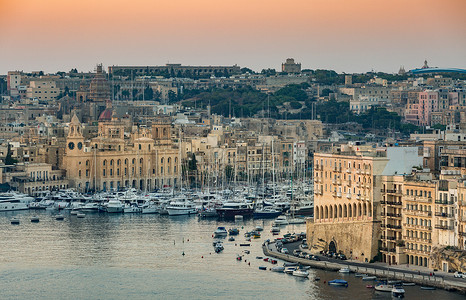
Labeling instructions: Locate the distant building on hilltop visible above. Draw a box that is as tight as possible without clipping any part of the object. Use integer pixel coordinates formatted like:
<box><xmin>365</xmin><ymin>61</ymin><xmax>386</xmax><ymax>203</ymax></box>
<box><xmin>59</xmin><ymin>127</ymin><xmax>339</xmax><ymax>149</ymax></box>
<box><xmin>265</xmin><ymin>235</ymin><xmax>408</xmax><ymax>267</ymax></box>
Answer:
<box><xmin>281</xmin><ymin>58</ymin><xmax>301</xmax><ymax>74</ymax></box>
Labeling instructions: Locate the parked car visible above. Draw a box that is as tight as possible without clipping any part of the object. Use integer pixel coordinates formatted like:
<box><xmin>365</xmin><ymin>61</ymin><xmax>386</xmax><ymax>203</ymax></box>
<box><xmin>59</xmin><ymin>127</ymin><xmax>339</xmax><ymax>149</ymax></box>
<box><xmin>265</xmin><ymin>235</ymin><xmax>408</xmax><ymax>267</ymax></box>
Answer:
<box><xmin>281</xmin><ymin>248</ymin><xmax>289</xmax><ymax>254</ymax></box>
<box><xmin>454</xmin><ymin>271</ymin><xmax>464</xmax><ymax>278</ymax></box>
<box><xmin>338</xmin><ymin>254</ymin><xmax>347</xmax><ymax>260</ymax></box>
<box><xmin>293</xmin><ymin>249</ymin><xmax>301</xmax><ymax>256</ymax></box>
<box><xmin>298</xmin><ymin>252</ymin><xmax>306</xmax><ymax>258</ymax></box>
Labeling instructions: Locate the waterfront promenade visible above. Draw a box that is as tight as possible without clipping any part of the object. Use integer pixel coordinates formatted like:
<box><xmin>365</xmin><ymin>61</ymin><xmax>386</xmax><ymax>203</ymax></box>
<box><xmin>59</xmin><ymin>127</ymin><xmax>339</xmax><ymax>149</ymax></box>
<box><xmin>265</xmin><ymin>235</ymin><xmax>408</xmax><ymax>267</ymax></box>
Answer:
<box><xmin>262</xmin><ymin>241</ymin><xmax>466</xmax><ymax>295</ymax></box>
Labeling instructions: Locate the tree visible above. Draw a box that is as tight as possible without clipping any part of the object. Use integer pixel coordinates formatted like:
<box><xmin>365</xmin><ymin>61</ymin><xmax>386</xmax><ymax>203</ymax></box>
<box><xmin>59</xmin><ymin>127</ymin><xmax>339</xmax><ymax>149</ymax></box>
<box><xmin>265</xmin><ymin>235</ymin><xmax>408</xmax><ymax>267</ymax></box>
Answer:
<box><xmin>4</xmin><ymin>144</ymin><xmax>17</xmax><ymax>165</ymax></box>
<box><xmin>241</xmin><ymin>67</ymin><xmax>254</xmax><ymax>74</ymax></box>
<box><xmin>225</xmin><ymin>165</ymin><xmax>234</xmax><ymax>182</ymax></box>
<box><xmin>261</xmin><ymin>68</ymin><xmax>276</xmax><ymax>76</ymax></box>
<box><xmin>143</xmin><ymin>86</ymin><xmax>154</xmax><ymax>100</ymax></box>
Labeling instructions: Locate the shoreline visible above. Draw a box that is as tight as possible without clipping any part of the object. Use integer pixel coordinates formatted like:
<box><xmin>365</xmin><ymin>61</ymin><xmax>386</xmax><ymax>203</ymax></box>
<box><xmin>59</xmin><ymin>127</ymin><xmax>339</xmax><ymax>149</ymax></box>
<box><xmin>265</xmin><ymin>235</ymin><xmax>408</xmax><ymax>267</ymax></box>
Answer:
<box><xmin>262</xmin><ymin>242</ymin><xmax>466</xmax><ymax>295</ymax></box>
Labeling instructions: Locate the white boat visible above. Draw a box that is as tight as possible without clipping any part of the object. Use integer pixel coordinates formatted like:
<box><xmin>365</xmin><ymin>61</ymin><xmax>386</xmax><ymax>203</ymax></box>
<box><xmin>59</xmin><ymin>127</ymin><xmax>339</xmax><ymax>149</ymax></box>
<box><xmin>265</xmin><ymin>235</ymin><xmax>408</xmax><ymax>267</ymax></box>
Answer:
<box><xmin>141</xmin><ymin>202</ymin><xmax>158</xmax><ymax>214</ymax></box>
<box><xmin>123</xmin><ymin>204</ymin><xmax>142</xmax><ymax>213</ymax></box>
<box><xmin>70</xmin><ymin>209</ymin><xmax>80</xmax><ymax>215</ymax></box>
<box><xmin>374</xmin><ymin>284</ymin><xmax>393</xmax><ymax>292</ymax></box>
<box><xmin>292</xmin><ymin>270</ymin><xmax>309</xmax><ymax>278</ymax></box>
<box><xmin>288</xmin><ymin>218</ymin><xmax>306</xmax><ymax>224</ymax></box>
<box><xmin>106</xmin><ymin>200</ymin><xmax>123</xmax><ymax>213</ymax></box>
<box><xmin>80</xmin><ymin>202</ymin><xmax>99</xmax><ymax>212</ymax></box>
<box><xmin>10</xmin><ymin>217</ymin><xmax>20</xmax><ymax>224</ymax></box>
<box><xmin>271</xmin><ymin>266</ymin><xmax>285</xmax><ymax>272</ymax></box>
<box><xmin>0</xmin><ymin>192</ymin><xmax>34</xmax><ymax>212</ymax></box>
<box><xmin>271</xmin><ymin>226</ymin><xmax>280</xmax><ymax>233</ymax></box>
<box><xmin>284</xmin><ymin>267</ymin><xmax>297</xmax><ymax>274</ymax></box>
<box><xmin>31</xmin><ymin>216</ymin><xmax>40</xmax><ymax>222</ymax></box>
<box><xmin>214</xmin><ymin>226</ymin><xmax>228</xmax><ymax>237</ymax></box>
<box><xmin>362</xmin><ymin>276</ymin><xmax>377</xmax><ymax>281</ymax></box>
<box><xmin>273</xmin><ymin>215</ymin><xmax>289</xmax><ymax>226</ymax></box>
<box><xmin>391</xmin><ymin>286</ymin><xmax>405</xmax><ymax>298</ymax></box>
<box><xmin>77</xmin><ymin>213</ymin><xmax>85</xmax><ymax>218</ymax></box>
<box><xmin>55</xmin><ymin>214</ymin><xmax>64</xmax><ymax>220</ymax></box>
<box><xmin>339</xmin><ymin>267</ymin><xmax>350</xmax><ymax>273</ymax></box>
<box><xmin>167</xmin><ymin>200</ymin><xmax>196</xmax><ymax>216</ymax></box>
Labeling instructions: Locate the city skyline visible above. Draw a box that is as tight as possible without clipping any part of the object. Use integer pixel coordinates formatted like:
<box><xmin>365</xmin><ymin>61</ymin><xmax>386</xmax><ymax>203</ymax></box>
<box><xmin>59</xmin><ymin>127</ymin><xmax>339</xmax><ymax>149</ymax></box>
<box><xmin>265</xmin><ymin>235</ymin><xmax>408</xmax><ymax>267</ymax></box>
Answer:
<box><xmin>1</xmin><ymin>0</ymin><xmax>465</xmax><ymax>74</ymax></box>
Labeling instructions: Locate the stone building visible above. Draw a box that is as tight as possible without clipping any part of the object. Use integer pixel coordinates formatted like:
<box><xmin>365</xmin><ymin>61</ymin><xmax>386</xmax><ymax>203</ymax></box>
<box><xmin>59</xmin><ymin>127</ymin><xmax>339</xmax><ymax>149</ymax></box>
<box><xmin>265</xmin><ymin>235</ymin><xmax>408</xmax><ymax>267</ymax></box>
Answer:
<box><xmin>281</xmin><ymin>58</ymin><xmax>301</xmax><ymax>74</ymax></box>
<box><xmin>61</xmin><ymin>114</ymin><xmax>179</xmax><ymax>192</ymax></box>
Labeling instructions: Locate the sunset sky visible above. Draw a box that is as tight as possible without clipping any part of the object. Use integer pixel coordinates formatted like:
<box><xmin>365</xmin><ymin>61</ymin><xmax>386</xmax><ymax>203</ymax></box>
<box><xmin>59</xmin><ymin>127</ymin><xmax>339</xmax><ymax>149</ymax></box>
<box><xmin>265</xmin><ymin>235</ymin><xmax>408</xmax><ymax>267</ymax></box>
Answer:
<box><xmin>1</xmin><ymin>0</ymin><xmax>465</xmax><ymax>74</ymax></box>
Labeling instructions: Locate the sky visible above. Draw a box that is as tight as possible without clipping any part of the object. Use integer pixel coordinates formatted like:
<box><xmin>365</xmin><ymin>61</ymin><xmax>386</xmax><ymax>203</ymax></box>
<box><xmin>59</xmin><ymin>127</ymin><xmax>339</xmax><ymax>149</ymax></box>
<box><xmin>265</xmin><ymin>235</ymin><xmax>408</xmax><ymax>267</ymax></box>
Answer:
<box><xmin>0</xmin><ymin>0</ymin><xmax>465</xmax><ymax>74</ymax></box>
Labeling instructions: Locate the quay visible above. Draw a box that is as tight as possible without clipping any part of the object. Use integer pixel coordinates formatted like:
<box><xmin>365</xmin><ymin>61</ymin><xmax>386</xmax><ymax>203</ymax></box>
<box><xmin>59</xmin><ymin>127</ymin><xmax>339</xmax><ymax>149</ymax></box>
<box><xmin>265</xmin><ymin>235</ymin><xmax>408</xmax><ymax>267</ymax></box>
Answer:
<box><xmin>262</xmin><ymin>241</ymin><xmax>466</xmax><ymax>295</ymax></box>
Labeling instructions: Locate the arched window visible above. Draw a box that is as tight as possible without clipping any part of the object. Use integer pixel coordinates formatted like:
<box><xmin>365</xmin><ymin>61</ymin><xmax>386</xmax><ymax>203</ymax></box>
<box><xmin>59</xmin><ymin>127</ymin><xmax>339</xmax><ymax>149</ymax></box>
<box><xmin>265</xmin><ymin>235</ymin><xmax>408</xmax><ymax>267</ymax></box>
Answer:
<box><xmin>103</xmin><ymin>160</ymin><xmax>107</xmax><ymax>166</ymax></box>
<box><xmin>110</xmin><ymin>159</ymin><xmax>114</xmax><ymax>166</ymax></box>
<box><xmin>132</xmin><ymin>158</ymin><xmax>136</xmax><ymax>164</ymax></box>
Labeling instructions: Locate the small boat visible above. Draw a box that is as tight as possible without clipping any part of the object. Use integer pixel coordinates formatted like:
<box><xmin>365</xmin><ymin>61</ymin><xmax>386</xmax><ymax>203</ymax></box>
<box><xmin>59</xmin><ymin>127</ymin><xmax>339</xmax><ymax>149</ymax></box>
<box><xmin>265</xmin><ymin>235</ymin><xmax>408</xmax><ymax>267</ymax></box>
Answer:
<box><xmin>228</xmin><ymin>228</ymin><xmax>240</xmax><ymax>235</ymax></box>
<box><xmin>70</xmin><ymin>209</ymin><xmax>79</xmax><ymax>215</ymax></box>
<box><xmin>314</xmin><ymin>277</ymin><xmax>321</xmax><ymax>281</ymax></box>
<box><xmin>355</xmin><ymin>273</ymin><xmax>368</xmax><ymax>277</ymax></box>
<box><xmin>288</xmin><ymin>218</ymin><xmax>306</xmax><ymax>224</ymax></box>
<box><xmin>375</xmin><ymin>284</ymin><xmax>393</xmax><ymax>292</ymax></box>
<box><xmin>366</xmin><ymin>285</ymin><xmax>374</xmax><ymax>288</ymax></box>
<box><xmin>338</xmin><ymin>267</ymin><xmax>350</xmax><ymax>273</ymax></box>
<box><xmin>228</xmin><ymin>237</ymin><xmax>235</xmax><ymax>242</ymax></box>
<box><xmin>273</xmin><ymin>215</ymin><xmax>289</xmax><ymax>226</ymax></box>
<box><xmin>55</xmin><ymin>214</ymin><xmax>64</xmax><ymax>220</ymax></box>
<box><xmin>392</xmin><ymin>286</ymin><xmax>405</xmax><ymax>298</ymax></box>
<box><xmin>402</xmin><ymin>282</ymin><xmax>415</xmax><ymax>286</ymax></box>
<box><xmin>362</xmin><ymin>276</ymin><xmax>377</xmax><ymax>281</ymax></box>
<box><xmin>271</xmin><ymin>227</ymin><xmax>280</xmax><ymax>233</ymax></box>
<box><xmin>254</xmin><ymin>225</ymin><xmax>263</xmax><ymax>231</ymax></box>
<box><xmin>328</xmin><ymin>279</ymin><xmax>348</xmax><ymax>287</ymax></box>
<box><xmin>283</xmin><ymin>262</ymin><xmax>299</xmax><ymax>267</ymax></box>
<box><xmin>259</xmin><ymin>266</ymin><xmax>267</xmax><ymax>270</ymax></box>
<box><xmin>271</xmin><ymin>266</ymin><xmax>285</xmax><ymax>272</ymax></box>
<box><xmin>123</xmin><ymin>205</ymin><xmax>142</xmax><ymax>213</ymax></box>
<box><xmin>236</xmin><ymin>255</ymin><xmax>242</xmax><ymax>261</ymax></box>
<box><xmin>77</xmin><ymin>213</ymin><xmax>85</xmax><ymax>218</ymax></box>
<box><xmin>270</xmin><ymin>259</ymin><xmax>277</xmax><ymax>264</ymax></box>
<box><xmin>420</xmin><ymin>286</ymin><xmax>435</xmax><ymax>290</ymax></box>
<box><xmin>292</xmin><ymin>270</ymin><xmax>309</xmax><ymax>278</ymax></box>
<box><xmin>298</xmin><ymin>265</ymin><xmax>310</xmax><ymax>270</ymax></box>
<box><xmin>31</xmin><ymin>216</ymin><xmax>39</xmax><ymax>222</ymax></box>
<box><xmin>10</xmin><ymin>217</ymin><xmax>20</xmax><ymax>225</ymax></box>
<box><xmin>256</xmin><ymin>256</ymin><xmax>263</xmax><ymax>259</ymax></box>
<box><xmin>252</xmin><ymin>232</ymin><xmax>261</xmax><ymax>239</ymax></box>
<box><xmin>263</xmin><ymin>258</ymin><xmax>269</xmax><ymax>262</ymax></box>
<box><xmin>245</xmin><ymin>237</ymin><xmax>251</xmax><ymax>242</ymax></box>
<box><xmin>284</xmin><ymin>267</ymin><xmax>297</xmax><ymax>274</ymax></box>
<box><xmin>239</xmin><ymin>243</ymin><xmax>250</xmax><ymax>247</ymax></box>
<box><xmin>243</xmin><ymin>250</ymin><xmax>250</xmax><ymax>254</ymax></box>
<box><xmin>214</xmin><ymin>227</ymin><xmax>228</xmax><ymax>237</ymax></box>
<box><xmin>214</xmin><ymin>243</ymin><xmax>224</xmax><ymax>253</ymax></box>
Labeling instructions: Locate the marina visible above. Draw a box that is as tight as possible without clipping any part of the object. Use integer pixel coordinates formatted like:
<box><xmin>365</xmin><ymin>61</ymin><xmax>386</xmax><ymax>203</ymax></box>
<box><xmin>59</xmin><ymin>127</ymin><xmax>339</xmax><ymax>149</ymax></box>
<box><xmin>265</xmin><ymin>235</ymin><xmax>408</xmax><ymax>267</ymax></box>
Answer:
<box><xmin>0</xmin><ymin>209</ymin><xmax>463</xmax><ymax>299</ymax></box>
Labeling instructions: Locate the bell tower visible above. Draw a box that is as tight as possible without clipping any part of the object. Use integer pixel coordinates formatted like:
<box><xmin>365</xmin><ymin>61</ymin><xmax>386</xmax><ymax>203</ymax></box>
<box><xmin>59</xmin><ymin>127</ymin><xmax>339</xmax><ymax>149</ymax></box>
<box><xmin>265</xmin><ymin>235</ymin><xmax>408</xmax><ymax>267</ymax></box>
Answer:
<box><xmin>66</xmin><ymin>114</ymin><xmax>85</xmax><ymax>154</ymax></box>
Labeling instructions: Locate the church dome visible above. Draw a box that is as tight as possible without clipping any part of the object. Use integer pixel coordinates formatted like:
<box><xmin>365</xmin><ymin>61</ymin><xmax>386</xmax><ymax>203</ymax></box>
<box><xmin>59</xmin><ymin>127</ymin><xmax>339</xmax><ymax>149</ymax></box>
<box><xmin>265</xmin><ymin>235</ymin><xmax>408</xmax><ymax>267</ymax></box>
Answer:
<box><xmin>99</xmin><ymin>108</ymin><xmax>113</xmax><ymax>121</ymax></box>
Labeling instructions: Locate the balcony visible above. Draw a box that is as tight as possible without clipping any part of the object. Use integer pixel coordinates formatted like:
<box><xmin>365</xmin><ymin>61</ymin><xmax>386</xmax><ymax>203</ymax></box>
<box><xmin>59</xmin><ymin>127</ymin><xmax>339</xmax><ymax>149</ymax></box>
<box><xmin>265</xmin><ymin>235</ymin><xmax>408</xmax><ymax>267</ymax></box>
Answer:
<box><xmin>434</xmin><ymin>224</ymin><xmax>453</xmax><ymax>230</ymax></box>
<box><xmin>387</xmin><ymin>201</ymin><xmax>402</xmax><ymax>206</ymax></box>
<box><xmin>403</xmin><ymin>209</ymin><xmax>431</xmax><ymax>217</ymax></box>
<box><xmin>347</xmin><ymin>180</ymin><xmax>352</xmax><ymax>187</ymax></box>
<box><xmin>381</xmin><ymin>236</ymin><xmax>397</xmax><ymax>241</ymax></box>
<box><xmin>386</xmin><ymin>224</ymin><xmax>402</xmax><ymax>230</ymax></box>
<box><xmin>356</xmin><ymin>169</ymin><xmax>361</xmax><ymax>174</ymax></box>
<box><xmin>336</xmin><ymin>192</ymin><xmax>342</xmax><ymax>198</ymax></box>
<box><xmin>434</xmin><ymin>212</ymin><xmax>453</xmax><ymax>218</ymax></box>
<box><xmin>404</xmin><ymin>236</ymin><xmax>432</xmax><ymax>243</ymax></box>
<box><xmin>346</xmin><ymin>168</ymin><xmax>351</xmax><ymax>173</ymax></box>
<box><xmin>404</xmin><ymin>224</ymin><xmax>432</xmax><ymax>231</ymax></box>
<box><xmin>346</xmin><ymin>193</ymin><xmax>352</xmax><ymax>199</ymax></box>
<box><xmin>435</xmin><ymin>200</ymin><xmax>454</xmax><ymax>205</ymax></box>
<box><xmin>459</xmin><ymin>232</ymin><xmax>466</xmax><ymax>237</ymax></box>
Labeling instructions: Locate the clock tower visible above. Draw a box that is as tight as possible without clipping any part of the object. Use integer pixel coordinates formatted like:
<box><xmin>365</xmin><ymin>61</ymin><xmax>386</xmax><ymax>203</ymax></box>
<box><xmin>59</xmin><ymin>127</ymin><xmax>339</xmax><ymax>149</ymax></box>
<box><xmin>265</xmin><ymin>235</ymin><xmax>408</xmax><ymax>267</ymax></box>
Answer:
<box><xmin>66</xmin><ymin>114</ymin><xmax>84</xmax><ymax>155</ymax></box>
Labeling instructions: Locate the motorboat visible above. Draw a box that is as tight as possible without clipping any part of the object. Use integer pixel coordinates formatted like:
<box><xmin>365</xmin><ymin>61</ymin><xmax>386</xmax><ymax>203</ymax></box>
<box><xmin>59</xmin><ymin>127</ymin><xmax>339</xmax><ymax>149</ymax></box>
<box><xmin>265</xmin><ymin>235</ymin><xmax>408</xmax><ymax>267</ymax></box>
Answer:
<box><xmin>391</xmin><ymin>286</ymin><xmax>405</xmax><ymax>298</ymax></box>
<box><xmin>284</xmin><ymin>267</ymin><xmax>297</xmax><ymax>274</ymax></box>
<box><xmin>77</xmin><ymin>213</ymin><xmax>85</xmax><ymax>218</ymax></box>
<box><xmin>259</xmin><ymin>266</ymin><xmax>267</xmax><ymax>270</ymax></box>
<box><xmin>70</xmin><ymin>209</ymin><xmax>80</xmax><ymax>215</ymax></box>
<box><xmin>288</xmin><ymin>217</ymin><xmax>306</xmax><ymax>224</ymax></box>
<box><xmin>254</xmin><ymin>225</ymin><xmax>263</xmax><ymax>232</ymax></box>
<box><xmin>214</xmin><ymin>226</ymin><xmax>228</xmax><ymax>237</ymax></box>
<box><xmin>123</xmin><ymin>204</ymin><xmax>142</xmax><ymax>213</ymax></box>
<box><xmin>328</xmin><ymin>279</ymin><xmax>348</xmax><ymax>287</ymax></box>
<box><xmin>55</xmin><ymin>214</ymin><xmax>64</xmax><ymax>220</ymax></box>
<box><xmin>402</xmin><ymin>282</ymin><xmax>415</xmax><ymax>286</ymax></box>
<box><xmin>292</xmin><ymin>270</ymin><xmax>309</xmax><ymax>278</ymax></box>
<box><xmin>228</xmin><ymin>228</ymin><xmax>240</xmax><ymax>235</ymax></box>
<box><xmin>10</xmin><ymin>217</ymin><xmax>20</xmax><ymax>224</ymax></box>
<box><xmin>0</xmin><ymin>192</ymin><xmax>33</xmax><ymax>212</ymax></box>
<box><xmin>167</xmin><ymin>200</ymin><xmax>196</xmax><ymax>216</ymax></box>
<box><xmin>31</xmin><ymin>216</ymin><xmax>40</xmax><ymax>222</ymax></box>
<box><xmin>273</xmin><ymin>215</ymin><xmax>289</xmax><ymax>226</ymax></box>
<box><xmin>141</xmin><ymin>202</ymin><xmax>158</xmax><ymax>214</ymax></box>
<box><xmin>228</xmin><ymin>237</ymin><xmax>235</xmax><ymax>241</ymax></box>
<box><xmin>214</xmin><ymin>242</ymin><xmax>224</xmax><ymax>253</ymax></box>
<box><xmin>355</xmin><ymin>273</ymin><xmax>368</xmax><ymax>277</ymax></box>
<box><xmin>338</xmin><ymin>267</ymin><xmax>351</xmax><ymax>273</ymax></box>
<box><xmin>216</xmin><ymin>202</ymin><xmax>254</xmax><ymax>219</ymax></box>
<box><xmin>198</xmin><ymin>207</ymin><xmax>218</xmax><ymax>218</ymax></box>
<box><xmin>362</xmin><ymin>276</ymin><xmax>377</xmax><ymax>281</ymax></box>
<box><xmin>106</xmin><ymin>200</ymin><xmax>123</xmax><ymax>213</ymax></box>
<box><xmin>271</xmin><ymin>226</ymin><xmax>280</xmax><ymax>233</ymax></box>
<box><xmin>253</xmin><ymin>207</ymin><xmax>282</xmax><ymax>219</ymax></box>
<box><xmin>80</xmin><ymin>202</ymin><xmax>99</xmax><ymax>212</ymax></box>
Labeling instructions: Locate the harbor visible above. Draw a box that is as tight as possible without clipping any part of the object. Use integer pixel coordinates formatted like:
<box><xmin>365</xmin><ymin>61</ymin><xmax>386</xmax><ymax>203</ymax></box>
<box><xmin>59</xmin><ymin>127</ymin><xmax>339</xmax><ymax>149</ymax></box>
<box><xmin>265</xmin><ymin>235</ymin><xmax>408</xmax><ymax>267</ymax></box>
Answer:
<box><xmin>1</xmin><ymin>209</ymin><xmax>463</xmax><ymax>300</ymax></box>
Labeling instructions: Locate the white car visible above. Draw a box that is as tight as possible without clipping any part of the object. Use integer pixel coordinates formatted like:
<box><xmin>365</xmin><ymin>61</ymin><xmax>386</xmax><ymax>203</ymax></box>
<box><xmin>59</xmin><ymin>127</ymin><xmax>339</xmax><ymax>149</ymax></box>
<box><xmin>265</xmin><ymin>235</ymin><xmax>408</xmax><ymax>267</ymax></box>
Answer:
<box><xmin>280</xmin><ymin>248</ymin><xmax>289</xmax><ymax>254</ymax></box>
<box><xmin>454</xmin><ymin>271</ymin><xmax>464</xmax><ymax>278</ymax></box>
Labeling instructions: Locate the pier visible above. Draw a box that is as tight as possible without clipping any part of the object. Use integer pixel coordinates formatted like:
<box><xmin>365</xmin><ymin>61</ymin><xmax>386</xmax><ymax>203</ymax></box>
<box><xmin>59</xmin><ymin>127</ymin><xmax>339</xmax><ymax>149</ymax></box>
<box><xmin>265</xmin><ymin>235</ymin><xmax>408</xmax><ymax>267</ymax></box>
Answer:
<box><xmin>262</xmin><ymin>241</ymin><xmax>466</xmax><ymax>295</ymax></box>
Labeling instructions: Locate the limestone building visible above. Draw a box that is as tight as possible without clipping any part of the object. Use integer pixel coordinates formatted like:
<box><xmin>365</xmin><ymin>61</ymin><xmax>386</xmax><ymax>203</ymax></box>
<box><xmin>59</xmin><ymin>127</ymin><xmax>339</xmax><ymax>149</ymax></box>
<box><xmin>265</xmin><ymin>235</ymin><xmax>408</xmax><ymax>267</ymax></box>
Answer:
<box><xmin>281</xmin><ymin>58</ymin><xmax>301</xmax><ymax>74</ymax></box>
<box><xmin>62</xmin><ymin>114</ymin><xmax>179</xmax><ymax>192</ymax></box>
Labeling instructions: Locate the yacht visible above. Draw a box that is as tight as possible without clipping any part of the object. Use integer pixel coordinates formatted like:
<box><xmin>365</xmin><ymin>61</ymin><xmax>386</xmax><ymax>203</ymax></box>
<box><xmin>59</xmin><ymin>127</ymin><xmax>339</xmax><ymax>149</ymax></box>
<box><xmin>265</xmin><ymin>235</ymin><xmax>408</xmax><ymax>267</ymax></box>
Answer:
<box><xmin>216</xmin><ymin>202</ymin><xmax>254</xmax><ymax>219</ymax></box>
<box><xmin>141</xmin><ymin>202</ymin><xmax>158</xmax><ymax>214</ymax></box>
<box><xmin>391</xmin><ymin>286</ymin><xmax>405</xmax><ymax>298</ymax></box>
<box><xmin>214</xmin><ymin>226</ymin><xmax>228</xmax><ymax>237</ymax></box>
<box><xmin>0</xmin><ymin>192</ymin><xmax>34</xmax><ymax>212</ymax></box>
<box><xmin>292</xmin><ymin>270</ymin><xmax>309</xmax><ymax>278</ymax></box>
<box><xmin>273</xmin><ymin>215</ymin><xmax>289</xmax><ymax>226</ymax></box>
<box><xmin>338</xmin><ymin>267</ymin><xmax>351</xmax><ymax>273</ymax></box>
<box><xmin>167</xmin><ymin>200</ymin><xmax>196</xmax><ymax>216</ymax></box>
<box><xmin>253</xmin><ymin>207</ymin><xmax>282</xmax><ymax>219</ymax></box>
<box><xmin>106</xmin><ymin>200</ymin><xmax>123</xmax><ymax>213</ymax></box>
<box><xmin>80</xmin><ymin>202</ymin><xmax>99</xmax><ymax>212</ymax></box>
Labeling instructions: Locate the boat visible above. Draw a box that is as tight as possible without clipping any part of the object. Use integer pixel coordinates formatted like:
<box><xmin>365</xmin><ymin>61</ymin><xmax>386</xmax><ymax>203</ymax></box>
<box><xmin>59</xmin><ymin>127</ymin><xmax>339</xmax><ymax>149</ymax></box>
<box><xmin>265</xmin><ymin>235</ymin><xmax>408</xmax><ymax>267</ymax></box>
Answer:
<box><xmin>355</xmin><ymin>273</ymin><xmax>368</xmax><ymax>277</ymax></box>
<box><xmin>362</xmin><ymin>276</ymin><xmax>377</xmax><ymax>281</ymax></box>
<box><xmin>55</xmin><ymin>214</ymin><xmax>64</xmax><ymax>220</ymax></box>
<box><xmin>338</xmin><ymin>267</ymin><xmax>351</xmax><ymax>273</ymax></box>
<box><xmin>402</xmin><ymin>282</ymin><xmax>415</xmax><ymax>286</ymax></box>
<box><xmin>374</xmin><ymin>284</ymin><xmax>393</xmax><ymax>292</ymax></box>
<box><xmin>236</xmin><ymin>255</ymin><xmax>242</xmax><ymax>261</ymax></box>
<box><xmin>243</xmin><ymin>250</ymin><xmax>250</xmax><ymax>254</ymax></box>
<box><xmin>271</xmin><ymin>226</ymin><xmax>280</xmax><ymax>233</ymax></box>
<box><xmin>70</xmin><ymin>208</ymin><xmax>80</xmax><ymax>215</ymax></box>
<box><xmin>328</xmin><ymin>279</ymin><xmax>348</xmax><ymax>287</ymax></box>
<box><xmin>123</xmin><ymin>204</ymin><xmax>142</xmax><ymax>213</ymax></box>
<box><xmin>288</xmin><ymin>218</ymin><xmax>306</xmax><ymax>224</ymax></box>
<box><xmin>391</xmin><ymin>286</ymin><xmax>405</xmax><ymax>298</ymax></box>
<box><xmin>216</xmin><ymin>202</ymin><xmax>254</xmax><ymax>219</ymax></box>
<box><xmin>298</xmin><ymin>265</ymin><xmax>310</xmax><ymax>270</ymax></box>
<box><xmin>80</xmin><ymin>202</ymin><xmax>100</xmax><ymax>212</ymax></box>
<box><xmin>259</xmin><ymin>266</ymin><xmax>267</xmax><ymax>270</ymax></box>
<box><xmin>239</xmin><ymin>243</ymin><xmax>250</xmax><ymax>247</ymax></box>
<box><xmin>31</xmin><ymin>216</ymin><xmax>39</xmax><ymax>222</ymax></box>
<box><xmin>167</xmin><ymin>200</ymin><xmax>196</xmax><ymax>216</ymax></box>
<box><xmin>214</xmin><ymin>227</ymin><xmax>228</xmax><ymax>237</ymax></box>
<box><xmin>252</xmin><ymin>231</ymin><xmax>261</xmax><ymax>239</ymax></box>
<box><xmin>284</xmin><ymin>267</ymin><xmax>297</xmax><ymax>274</ymax></box>
<box><xmin>0</xmin><ymin>192</ymin><xmax>34</xmax><ymax>212</ymax></box>
<box><xmin>228</xmin><ymin>237</ymin><xmax>235</xmax><ymax>242</ymax></box>
<box><xmin>10</xmin><ymin>217</ymin><xmax>20</xmax><ymax>224</ymax></box>
<box><xmin>253</xmin><ymin>207</ymin><xmax>282</xmax><ymax>219</ymax></box>
<box><xmin>214</xmin><ymin>242</ymin><xmax>224</xmax><ymax>253</ymax></box>
<box><xmin>228</xmin><ymin>228</ymin><xmax>240</xmax><ymax>235</ymax></box>
<box><xmin>420</xmin><ymin>286</ymin><xmax>435</xmax><ymax>290</ymax></box>
<box><xmin>106</xmin><ymin>200</ymin><xmax>123</xmax><ymax>213</ymax></box>
<box><xmin>292</xmin><ymin>270</ymin><xmax>309</xmax><ymax>278</ymax></box>
<box><xmin>283</xmin><ymin>262</ymin><xmax>299</xmax><ymax>267</ymax></box>
<box><xmin>366</xmin><ymin>285</ymin><xmax>374</xmax><ymax>288</ymax></box>
<box><xmin>77</xmin><ymin>213</ymin><xmax>85</xmax><ymax>218</ymax></box>
<box><xmin>254</xmin><ymin>225</ymin><xmax>263</xmax><ymax>232</ymax></box>
<box><xmin>141</xmin><ymin>202</ymin><xmax>158</xmax><ymax>214</ymax></box>
<box><xmin>271</xmin><ymin>266</ymin><xmax>285</xmax><ymax>272</ymax></box>
<box><xmin>198</xmin><ymin>208</ymin><xmax>218</xmax><ymax>218</ymax></box>
<box><xmin>273</xmin><ymin>215</ymin><xmax>289</xmax><ymax>226</ymax></box>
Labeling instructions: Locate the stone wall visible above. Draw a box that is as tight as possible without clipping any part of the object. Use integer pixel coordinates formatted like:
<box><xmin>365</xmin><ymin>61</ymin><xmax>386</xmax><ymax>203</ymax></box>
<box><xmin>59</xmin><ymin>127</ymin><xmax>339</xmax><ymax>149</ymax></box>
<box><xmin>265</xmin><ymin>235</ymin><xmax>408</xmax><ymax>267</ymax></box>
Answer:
<box><xmin>306</xmin><ymin>219</ymin><xmax>381</xmax><ymax>262</ymax></box>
